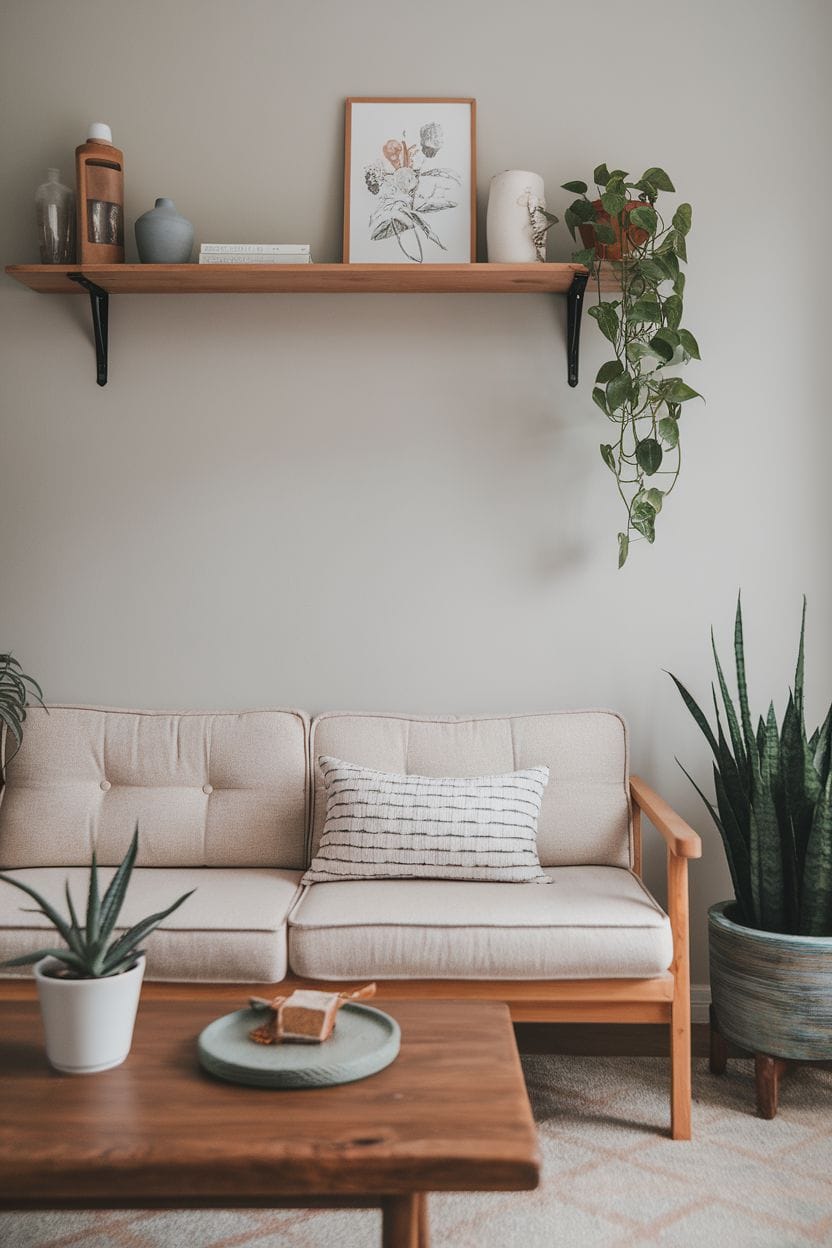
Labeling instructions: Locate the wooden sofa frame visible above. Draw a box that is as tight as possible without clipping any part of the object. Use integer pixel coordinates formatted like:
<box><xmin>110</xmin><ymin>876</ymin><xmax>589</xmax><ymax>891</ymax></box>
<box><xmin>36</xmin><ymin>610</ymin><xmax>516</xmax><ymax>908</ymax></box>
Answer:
<box><xmin>0</xmin><ymin>776</ymin><xmax>701</xmax><ymax>1139</ymax></box>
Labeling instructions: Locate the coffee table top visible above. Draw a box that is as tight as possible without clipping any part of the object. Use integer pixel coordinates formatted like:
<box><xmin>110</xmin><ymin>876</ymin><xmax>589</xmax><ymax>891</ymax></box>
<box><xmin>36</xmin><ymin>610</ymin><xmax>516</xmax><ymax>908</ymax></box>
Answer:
<box><xmin>0</xmin><ymin>998</ymin><xmax>539</xmax><ymax>1207</ymax></box>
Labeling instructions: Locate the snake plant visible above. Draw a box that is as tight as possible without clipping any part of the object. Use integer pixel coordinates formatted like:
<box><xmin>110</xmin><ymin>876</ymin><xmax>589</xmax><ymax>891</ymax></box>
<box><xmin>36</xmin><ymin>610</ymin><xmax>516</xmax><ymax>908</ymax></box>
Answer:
<box><xmin>0</xmin><ymin>654</ymin><xmax>44</xmax><ymax>775</ymax></box>
<box><xmin>671</xmin><ymin>596</ymin><xmax>832</xmax><ymax>937</ymax></box>
<box><xmin>0</xmin><ymin>827</ymin><xmax>194</xmax><ymax>977</ymax></box>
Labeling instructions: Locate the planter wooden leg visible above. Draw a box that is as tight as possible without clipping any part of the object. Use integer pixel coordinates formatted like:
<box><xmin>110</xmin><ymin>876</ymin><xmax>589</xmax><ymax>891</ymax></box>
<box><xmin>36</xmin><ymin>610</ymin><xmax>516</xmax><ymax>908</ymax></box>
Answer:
<box><xmin>383</xmin><ymin>1194</ymin><xmax>427</xmax><ymax>1248</ymax></box>
<box><xmin>709</xmin><ymin>1005</ymin><xmax>728</xmax><ymax>1075</ymax></box>
<box><xmin>755</xmin><ymin>1054</ymin><xmax>788</xmax><ymax>1119</ymax></box>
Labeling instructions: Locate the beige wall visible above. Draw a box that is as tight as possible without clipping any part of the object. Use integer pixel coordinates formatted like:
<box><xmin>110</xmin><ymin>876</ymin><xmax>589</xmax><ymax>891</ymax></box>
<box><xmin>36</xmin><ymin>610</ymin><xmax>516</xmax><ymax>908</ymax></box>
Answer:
<box><xmin>2</xmin><ymin>0</ymin><xmax>831</xmax><ymax>981</ymax></box>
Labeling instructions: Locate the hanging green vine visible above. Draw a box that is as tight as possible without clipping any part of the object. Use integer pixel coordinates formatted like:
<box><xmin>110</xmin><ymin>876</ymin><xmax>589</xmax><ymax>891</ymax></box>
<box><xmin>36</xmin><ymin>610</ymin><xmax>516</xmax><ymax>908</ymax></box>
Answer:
<box><xmin>562</xmin><ymin>165</ymin><xmax>702</xmax><ymax>567</ymax></box>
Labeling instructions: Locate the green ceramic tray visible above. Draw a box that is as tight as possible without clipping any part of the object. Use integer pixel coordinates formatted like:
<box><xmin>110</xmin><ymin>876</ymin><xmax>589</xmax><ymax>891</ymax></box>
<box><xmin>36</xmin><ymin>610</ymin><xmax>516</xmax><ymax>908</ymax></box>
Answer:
<box><xmin>197</xmin><ymin>1002</ymin><xmax>400</xmax><ymax>1089</ymax></box>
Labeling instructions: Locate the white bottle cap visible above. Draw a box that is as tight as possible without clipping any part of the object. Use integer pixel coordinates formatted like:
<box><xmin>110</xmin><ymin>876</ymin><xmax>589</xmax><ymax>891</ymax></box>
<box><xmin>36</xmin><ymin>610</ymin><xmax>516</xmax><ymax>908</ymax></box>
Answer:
<box><xmin>87</xmin><ymin>122</ymin><xmax>113</xmax><ymax>143</ymax></box>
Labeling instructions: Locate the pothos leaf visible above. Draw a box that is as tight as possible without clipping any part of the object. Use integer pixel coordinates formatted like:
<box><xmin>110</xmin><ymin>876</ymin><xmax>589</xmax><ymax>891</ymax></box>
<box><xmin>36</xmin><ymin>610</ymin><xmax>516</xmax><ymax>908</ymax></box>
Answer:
<box><xmin>617</xmin><ymin>532</ymin><xmax>629</xmax><ymax>568</ymax></box>
<box><xmin>636</xmin><ymin>438</ymin><xmax>663</xmax><ymax>475</ymax></box>
<box><xmin>606</xmin><ymin>371</ymin><xmax>631</xmax><ymax>411</ymax></box>
<box><xmin>627</xmin><ymin>299</ymin><xmax>662</xmax><ymax>324</ymax></box>
<box><xmin>596</xmin><ymin>359</ymin><xmax>624</xmax><ymax>384</ymax></box>
<box><xmin>569</xmin><ymin>198</ymin><xmax>596</xmax><ymax>224</ymax></box>
<box><xmin>641</xmin><ymin>166</ymin><xmax>675</xmax><ymax>192</ymax></box>
<box><xmin>648</xmin><ymin>332</ymin><xmax>675</xmax><ymax>363</ymax></box>
<box><xmin>587</xmin><ymin>302</ymin><xmax>620</xmax><ymax>344</ymax></box>
<box><xmin>631</xmin><ymin>500</ymin><xmax>657</xmax><ymax>542</ymax></box>
<box><xmin>663</xmin><ymin>378</ymin><xmax>701</xmax><ymax>403</ymax></box>
<box><xmin>592</xmin><ymin>386</ymin><xmax>610</xmax><ymax>416</ymax></box>
<box><xmin>658</xmin><ymin>415</ymin><xmax>680</xmax><ymax>448</ymax></box>
<box><xmin>678</xmin><ymin>328</ymin><xmax>701</xmax><ymax>360</ymax></box>
<box><xmin>626</xmin><ymin>340</ymin><xmax>656</xmax><ymax>364</ymax></box>
<box><xmin>572</xmin><ymin>247</ymin><xmax>596</xmax><ymax>271</ymax></box>
<box><xmin>629</xmin><ymin>204</ymin><xmax>658</xmax><ymax>235</ymax></box>
<box><xmin>663</xmin><ymin>294</ymin><xmax>683</xmax><ymax>329</ymax></box>
<box><xmin>672</xmin><ymin>203</ymin><xmax>692</xmax><ymax>235</ymax></box>
<box><xmin>600</xmin><ymin>187</ymin><xmax>627</xmax><ymax>216</ymax></box>
<box><xmin>600</xmin><ymin>444</ymin><xmax>616</xmax><ymax>472</ymax></box>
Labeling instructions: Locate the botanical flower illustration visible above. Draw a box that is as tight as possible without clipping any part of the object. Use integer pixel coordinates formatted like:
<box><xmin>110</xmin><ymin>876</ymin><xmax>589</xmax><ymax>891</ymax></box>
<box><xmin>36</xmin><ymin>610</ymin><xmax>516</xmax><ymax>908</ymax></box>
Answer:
<box><xmin>363</xmin><ymin>122</ymin><xmax>461</xmax><ymax>263</ymax></box>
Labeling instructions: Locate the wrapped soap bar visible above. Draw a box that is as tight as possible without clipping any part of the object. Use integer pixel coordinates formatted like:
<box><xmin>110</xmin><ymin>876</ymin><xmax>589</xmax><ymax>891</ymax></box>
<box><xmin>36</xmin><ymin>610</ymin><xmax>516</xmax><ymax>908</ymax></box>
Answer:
<box><xmin>248</xmin><ymin>982</ymin><xmax>376</xmax><ymax>1045</ymax></box>
<box><xmin>280</xmin><ymin>989</ymin><xmax>342</xmax><ymax>1043</ymax></box>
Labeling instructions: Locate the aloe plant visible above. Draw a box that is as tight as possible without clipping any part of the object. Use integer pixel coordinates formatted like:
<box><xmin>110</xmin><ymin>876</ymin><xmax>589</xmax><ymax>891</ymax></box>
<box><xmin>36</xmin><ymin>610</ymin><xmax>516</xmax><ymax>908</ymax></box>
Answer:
<box><xmin>671</xmin><ymin>596</ymin><xmax>832</xmax><ymax>937</ymax></box>
<box><xmin>0</xmin><ymin>827</ymin><xmax>194</xmax><ymax>977</ymax></box>
<box><xmin>0</xmin><ymin>654</ymin><xmax>44</xmax><ymax>775</ymax></box>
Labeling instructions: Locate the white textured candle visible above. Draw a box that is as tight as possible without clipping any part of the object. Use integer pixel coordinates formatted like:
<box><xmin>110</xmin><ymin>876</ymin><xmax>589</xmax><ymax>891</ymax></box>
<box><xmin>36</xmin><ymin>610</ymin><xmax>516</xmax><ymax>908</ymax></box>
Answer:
<box><xmin>486</xmin><ymin>170</ymin><xmax>546</xmax><ymax>263</ymax></box>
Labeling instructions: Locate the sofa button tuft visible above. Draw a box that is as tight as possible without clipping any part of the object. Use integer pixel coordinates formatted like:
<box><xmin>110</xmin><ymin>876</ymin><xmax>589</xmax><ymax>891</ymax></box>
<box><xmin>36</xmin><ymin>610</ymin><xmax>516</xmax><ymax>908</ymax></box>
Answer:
<box><xmin>99</xmin><ymin>779</ymin><xmax>111</xmax><ymax>792</ymax></box>
<box><xmin>203</xmin><ymin>783</ymin><xmax>213</xmax><ymax>795</ymax></box>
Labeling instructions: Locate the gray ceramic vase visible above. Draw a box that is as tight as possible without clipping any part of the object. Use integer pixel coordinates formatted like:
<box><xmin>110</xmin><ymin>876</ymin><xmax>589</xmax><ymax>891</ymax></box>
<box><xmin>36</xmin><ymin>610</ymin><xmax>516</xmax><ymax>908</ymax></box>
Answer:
<box><xmin>135</xmin><ymin>198</ymin><xmax>194</xmax><ymax>263</ymax></box>
<box><xmin>709</xmin><ymin>901</ymin><xmax>832</xmax><ymax>1060</ymax></box>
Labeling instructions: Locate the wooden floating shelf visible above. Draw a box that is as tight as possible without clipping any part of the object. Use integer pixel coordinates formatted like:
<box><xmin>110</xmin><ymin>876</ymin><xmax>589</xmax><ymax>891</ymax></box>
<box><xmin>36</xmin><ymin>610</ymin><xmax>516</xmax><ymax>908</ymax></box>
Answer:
<box><xmin>5</xmin><ymin>261</ymin><xmax>589</xmax><ymax>295</ymax></box>
<box><xmin>4</xmin><ymin>261</ymin><xmax>605</xmax><ymax>386</ymax></box>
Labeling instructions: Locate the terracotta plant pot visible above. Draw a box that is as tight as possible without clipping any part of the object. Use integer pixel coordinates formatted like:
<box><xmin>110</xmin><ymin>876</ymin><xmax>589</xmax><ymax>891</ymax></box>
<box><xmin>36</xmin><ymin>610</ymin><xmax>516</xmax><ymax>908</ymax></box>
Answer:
<box><xmin>579</xmin><ymin>199</ymin><xmax>649</xmax><ymax>261</ymax></box>
<box><xmin>709</xmin><ymin>902</ymin><xmax>832</xmax><ymax>1061</ymax></box>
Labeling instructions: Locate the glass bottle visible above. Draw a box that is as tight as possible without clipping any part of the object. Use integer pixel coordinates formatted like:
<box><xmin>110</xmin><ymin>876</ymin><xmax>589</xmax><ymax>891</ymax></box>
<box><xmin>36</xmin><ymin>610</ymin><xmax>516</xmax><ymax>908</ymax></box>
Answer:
<box><xmin>35</xmin><ymin>168</ymin><xmax>76</xmax><ymax>264</ymax></box>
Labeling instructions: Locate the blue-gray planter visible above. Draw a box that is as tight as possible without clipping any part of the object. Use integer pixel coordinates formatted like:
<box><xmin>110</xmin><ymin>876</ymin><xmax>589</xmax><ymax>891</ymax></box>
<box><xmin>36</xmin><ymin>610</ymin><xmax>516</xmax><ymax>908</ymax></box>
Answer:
<box><xmin>135</xmin><ymin>198</ymin><xmax>194</xmax><ymax>264</ymax></box>
<box><xmin>709</xmin><ymin>901</ymin><xmax>832</xmax><ymax>1060</ymax></box>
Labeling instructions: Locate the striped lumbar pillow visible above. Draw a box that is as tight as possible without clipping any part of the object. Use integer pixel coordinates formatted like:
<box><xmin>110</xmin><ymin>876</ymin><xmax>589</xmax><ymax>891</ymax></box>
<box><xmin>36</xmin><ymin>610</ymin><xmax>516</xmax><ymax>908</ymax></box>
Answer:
<box><xmin>303</xmin><ymin>756</ymin><xmax>551</xmax><ymax>884</ymax></box>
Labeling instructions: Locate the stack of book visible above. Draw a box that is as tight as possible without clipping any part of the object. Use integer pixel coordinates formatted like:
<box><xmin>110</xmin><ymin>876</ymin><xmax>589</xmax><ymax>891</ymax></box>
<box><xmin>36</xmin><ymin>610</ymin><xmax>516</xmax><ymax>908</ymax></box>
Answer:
<box><xmin>198</xmin><ymin>244</ymin><xmax>312</xmax><ymax>265</ymax></box>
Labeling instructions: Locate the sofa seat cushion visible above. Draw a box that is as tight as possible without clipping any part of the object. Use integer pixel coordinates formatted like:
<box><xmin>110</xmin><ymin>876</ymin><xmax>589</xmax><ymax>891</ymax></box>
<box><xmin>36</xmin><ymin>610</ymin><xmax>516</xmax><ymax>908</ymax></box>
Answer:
<box><xmin>288</xmin><ymin>866</ymin><xmax>672</xmax><ymax>981</ymax></box>
<box><xmin>0</xmin><ymin>867</ymin><xmax>303</xmax><ymax>983</ymax></box>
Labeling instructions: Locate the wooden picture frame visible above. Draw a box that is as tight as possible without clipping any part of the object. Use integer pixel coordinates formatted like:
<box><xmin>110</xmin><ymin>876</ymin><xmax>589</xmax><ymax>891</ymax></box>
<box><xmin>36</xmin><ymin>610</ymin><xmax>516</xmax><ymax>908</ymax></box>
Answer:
<box><xmin>343</xmin><ymin>98</ymin><xmax>477</xmax><ymax>264</ymax></box>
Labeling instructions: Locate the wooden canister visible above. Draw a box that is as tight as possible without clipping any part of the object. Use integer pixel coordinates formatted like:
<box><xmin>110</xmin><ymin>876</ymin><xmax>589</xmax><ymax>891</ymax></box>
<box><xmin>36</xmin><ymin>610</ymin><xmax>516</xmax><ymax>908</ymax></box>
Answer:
<box><xmin>75</xmin><ymin>123</ymin><xmax>124</xmax><ymax>263</ymax></box>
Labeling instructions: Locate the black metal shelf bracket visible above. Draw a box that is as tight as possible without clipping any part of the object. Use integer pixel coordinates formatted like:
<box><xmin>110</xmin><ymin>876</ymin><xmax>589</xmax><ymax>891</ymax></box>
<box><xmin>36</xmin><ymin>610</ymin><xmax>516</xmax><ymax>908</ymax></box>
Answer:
<box><xmin>67</xmin><ymin>273</ymin><xmax>109</xmax><ymax>386</ymax></box>
<box><xmin>58</xmin><ymin>271</ymin><xmax>584</xmax><ymax>389</ymax></box>
<box><xmin>566</xmin><ymin>271</ymin><xmax>588</xmax><ymax>388</ymax></box>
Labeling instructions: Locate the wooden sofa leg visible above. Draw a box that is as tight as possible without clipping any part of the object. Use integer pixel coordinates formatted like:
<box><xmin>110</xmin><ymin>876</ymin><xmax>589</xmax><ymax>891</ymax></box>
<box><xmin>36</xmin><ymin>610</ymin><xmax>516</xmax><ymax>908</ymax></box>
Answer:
<box><xmin>669</xmin><ymin>855</ymin><xmax>692</xmax><ymax>1140</ymax></box>
<box><xmin>670</xmin><ymin>995</ymin><xmax>692</xmax><ymax>1140</ymax></box>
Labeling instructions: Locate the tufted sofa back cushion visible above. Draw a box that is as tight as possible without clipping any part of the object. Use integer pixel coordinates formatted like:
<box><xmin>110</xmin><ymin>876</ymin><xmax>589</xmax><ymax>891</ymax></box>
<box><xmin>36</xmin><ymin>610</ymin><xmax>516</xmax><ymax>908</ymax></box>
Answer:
<box><xmin>308</xmin><ymin>711</ymin><xmax>632</xmax><ymax>869</ymax></box>
<box><xmin>0</xmin><ymin>706</ymin><xmax>309</xmax><ymax>869</ymax></box>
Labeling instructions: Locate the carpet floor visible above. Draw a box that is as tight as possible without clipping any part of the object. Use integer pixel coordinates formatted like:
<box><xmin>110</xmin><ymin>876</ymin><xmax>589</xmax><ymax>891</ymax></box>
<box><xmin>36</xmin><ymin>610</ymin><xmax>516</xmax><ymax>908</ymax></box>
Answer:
<box><xmin>4</xmin><ymin>1056</ymin><xmax>831</xmax><ymax>1248</ymax></box>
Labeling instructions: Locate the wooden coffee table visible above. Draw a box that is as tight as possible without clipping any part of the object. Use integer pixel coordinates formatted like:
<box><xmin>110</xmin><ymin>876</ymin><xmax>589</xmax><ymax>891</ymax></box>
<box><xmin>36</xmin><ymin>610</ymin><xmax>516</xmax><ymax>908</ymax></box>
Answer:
<box><xmin>0</xmin><ymin>997</ymin><xmax>539</xmax><ymax>1246</ymax></box>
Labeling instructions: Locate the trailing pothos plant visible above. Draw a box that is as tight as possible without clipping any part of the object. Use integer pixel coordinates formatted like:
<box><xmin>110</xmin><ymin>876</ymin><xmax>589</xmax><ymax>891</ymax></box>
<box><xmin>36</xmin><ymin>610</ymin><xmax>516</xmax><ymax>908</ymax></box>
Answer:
<box><xmin>562</xmin><ymin>165</ymin><xmax>702</xmax><ymax>567</ymax></box>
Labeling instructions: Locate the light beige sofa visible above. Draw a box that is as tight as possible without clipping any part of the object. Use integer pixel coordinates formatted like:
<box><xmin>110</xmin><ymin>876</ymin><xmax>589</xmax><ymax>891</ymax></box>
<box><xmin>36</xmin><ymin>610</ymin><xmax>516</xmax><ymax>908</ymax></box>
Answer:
<box><xmin>0</xmin><ymin>705</ymin><xmax>701</xmax><ymax>1137</ymax></box>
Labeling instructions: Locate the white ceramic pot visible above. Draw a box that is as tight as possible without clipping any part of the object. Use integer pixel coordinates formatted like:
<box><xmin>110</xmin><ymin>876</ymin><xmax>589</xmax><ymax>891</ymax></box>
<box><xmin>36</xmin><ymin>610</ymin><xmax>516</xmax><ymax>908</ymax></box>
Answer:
<box><xmin>486</xmin><ymin>170</ymin><xmax>547</xmax><ymax>262</ymax></box>
<box><xmin>35</xmin><ymin>955</ymin><xmax>145</xmax><ymax>1074</ymax></box>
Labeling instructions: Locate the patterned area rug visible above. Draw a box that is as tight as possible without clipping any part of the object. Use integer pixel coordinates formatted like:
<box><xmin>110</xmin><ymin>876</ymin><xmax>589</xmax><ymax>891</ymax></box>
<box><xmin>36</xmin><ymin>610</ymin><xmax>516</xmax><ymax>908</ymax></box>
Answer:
<box><xmin>4</xmin><ymin>1056</ymin><xmax>831</xmax><ymax>1248</ymax></box>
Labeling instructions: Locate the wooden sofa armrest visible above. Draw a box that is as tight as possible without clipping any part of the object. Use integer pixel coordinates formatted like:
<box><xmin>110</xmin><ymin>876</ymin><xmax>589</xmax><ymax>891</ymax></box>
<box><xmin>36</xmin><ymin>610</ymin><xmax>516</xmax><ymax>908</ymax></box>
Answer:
<box><xmin>630</xmin><ymin>776</ymin><xmax>702</xmax><ymax>859</ymax></box>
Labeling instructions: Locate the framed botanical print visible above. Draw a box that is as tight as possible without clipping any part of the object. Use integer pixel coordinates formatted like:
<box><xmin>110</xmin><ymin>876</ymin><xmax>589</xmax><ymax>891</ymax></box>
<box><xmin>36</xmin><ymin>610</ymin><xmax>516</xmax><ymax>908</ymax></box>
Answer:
<box><xmin>343</xmin><ymin>98</ymin><xmax>476</xmax><ymax>264</ymax></box>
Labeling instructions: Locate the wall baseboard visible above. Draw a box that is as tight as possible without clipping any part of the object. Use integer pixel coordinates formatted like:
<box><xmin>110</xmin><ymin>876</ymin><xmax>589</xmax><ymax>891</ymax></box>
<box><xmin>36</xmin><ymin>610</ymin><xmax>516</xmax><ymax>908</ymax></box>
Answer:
<box><xmin>691</xmin><ymin>982</ymin><xmax>711</xmax><ymax>1024</ymax></box>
